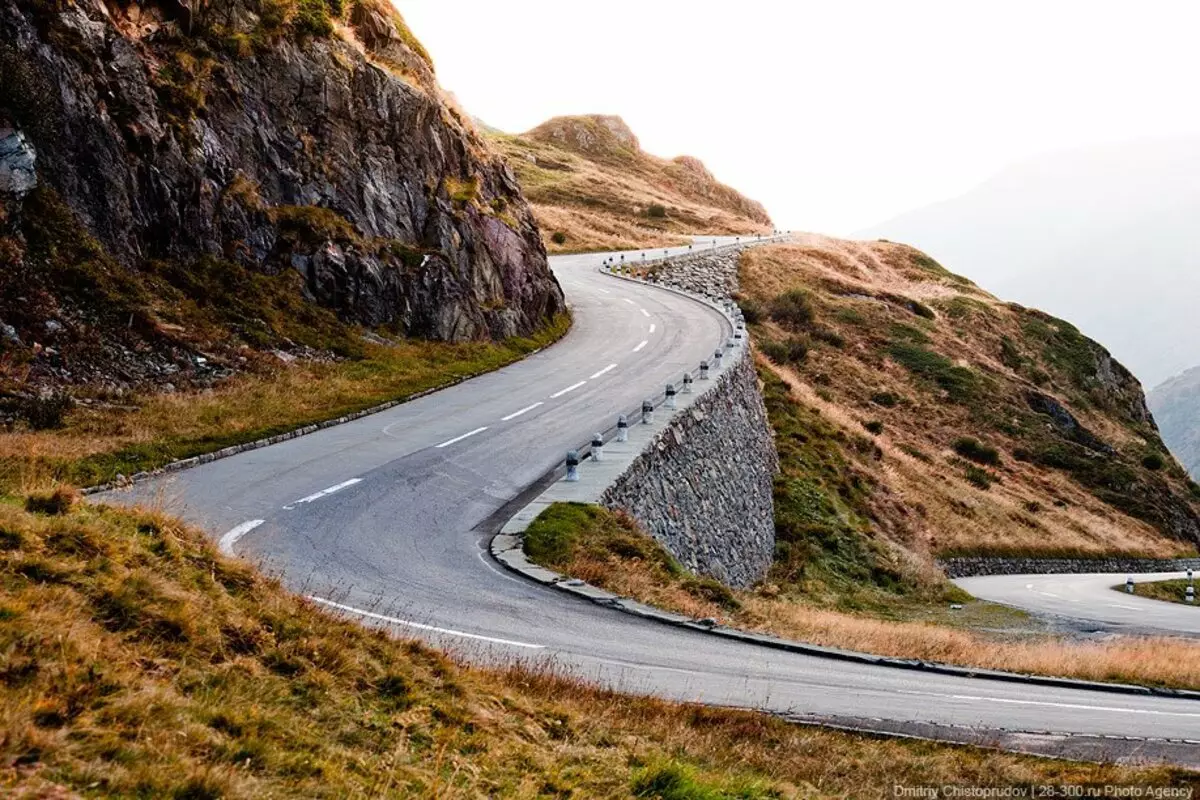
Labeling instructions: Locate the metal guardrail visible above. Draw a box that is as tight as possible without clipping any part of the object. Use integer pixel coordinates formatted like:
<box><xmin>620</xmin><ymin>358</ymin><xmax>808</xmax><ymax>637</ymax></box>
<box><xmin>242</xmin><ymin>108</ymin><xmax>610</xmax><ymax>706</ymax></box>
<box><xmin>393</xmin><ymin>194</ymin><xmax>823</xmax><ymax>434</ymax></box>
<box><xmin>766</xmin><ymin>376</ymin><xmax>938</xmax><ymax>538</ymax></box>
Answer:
<box><xmin>548</xmin><ymin>234</ymin><xmax>791</xmax><ymax>475</ymax></box>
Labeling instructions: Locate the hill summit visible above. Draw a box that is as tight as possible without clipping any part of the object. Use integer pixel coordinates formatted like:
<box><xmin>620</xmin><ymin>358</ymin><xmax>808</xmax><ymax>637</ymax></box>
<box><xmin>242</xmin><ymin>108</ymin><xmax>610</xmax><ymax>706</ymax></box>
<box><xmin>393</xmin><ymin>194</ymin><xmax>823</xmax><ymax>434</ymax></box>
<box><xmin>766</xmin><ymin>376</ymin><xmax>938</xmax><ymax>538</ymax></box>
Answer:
<box><xmin>491</xmin><ymin>115</ymin><xmax>771</xmax><ymax>252</ymax></box>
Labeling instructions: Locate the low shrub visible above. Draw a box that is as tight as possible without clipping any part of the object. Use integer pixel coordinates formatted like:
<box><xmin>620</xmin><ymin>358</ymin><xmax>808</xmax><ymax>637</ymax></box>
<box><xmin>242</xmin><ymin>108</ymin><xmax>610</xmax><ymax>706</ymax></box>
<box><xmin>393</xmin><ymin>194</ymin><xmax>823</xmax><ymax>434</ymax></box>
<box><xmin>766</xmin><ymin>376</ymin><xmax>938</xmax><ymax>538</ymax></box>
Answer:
<box><xmin>24</xmin><ymin>486</ymin><xmax>80</xmax><ymax>516</ymax></box>
<box><xmin>952</xmin><ymin>437</ymin><xmax>1001</xmax><ymax>466</ymax></box>
<box><xmin>887</xmin><ymin>342</ymin><xmax>978</xmax><ymax>404</ymax></box>
<box><xmin>769</xmin><ymin>289</ymin><xmax>815</xmax><ymax>330</ymax></box>
<box><xmin>551</xmin><ymin>231</ymin><xmax>568</xmax><ymax>245</ymax></box>
<box><xmin>760</xmin><ymin>336</ymin><xmax>808</xmax><ymax>366</ymax></box>
<box><xmin>965</xmin><ymin>465</ymin><xmax>994</xmax><ymax>490</ymax></box>
<box><xmin>736</xmin><ymin>297</ymin><xmax>764</xmax><ymax>324</ymax></box>
<box><xmin>863</xmin><ymin>420</ymin><xmax>884</xmax><ymax>435</ymax></box>
<box><xmin>811</xmin><ymin>326</ymin><xmax>845</xmax><ymax>348</ymax></box>
<box><xmin>293</xmin><ymin>0</ymin><xmax>335</xmax><ymax>37</ymax></box>
<box><xmin>870</xmin><ymin>391</ymin><xmax>899</xmax><ymax>408</ymax></box>
<box><xmin>646</xmin><ymin>204</ymin><xmax>668</xmax><ymax>219</ymax></box>
<box><xmin>1141</xmin><ymin>452</ymin><xmax>1165</xmax><ymax>471</ymax></box>
<box><xmin>681</xmin><ymin>576</ymin><xmax>740</xmax><ymax>612</ymax></box>
<box><xmin>16</xmin><ymin>393</ymin><xmax>75</xmax><ymax>430</ymax></box>
<box><xmin>909</xmin><ymin>300</ymin><xmax>936</xmax><ymax>320</ymax></box>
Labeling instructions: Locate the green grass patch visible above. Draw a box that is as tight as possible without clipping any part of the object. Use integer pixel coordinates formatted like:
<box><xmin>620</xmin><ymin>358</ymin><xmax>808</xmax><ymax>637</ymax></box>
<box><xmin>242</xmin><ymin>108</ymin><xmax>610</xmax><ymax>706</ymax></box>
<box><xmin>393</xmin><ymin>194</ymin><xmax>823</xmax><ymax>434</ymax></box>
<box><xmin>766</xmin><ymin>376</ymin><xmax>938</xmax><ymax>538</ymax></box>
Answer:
<box><xmin>759</xmin><ymin>367</ymin><xmax>942</xmax><ymax>608</ymax></box>
<box><xmin>887</xmin><ymin>341</ymin><xmax>979</xmax><ymax>404</ymax></box>
<box><xmin>523</xmin><ymin>503</ymin><xmax>739</xmax><ymax>611</ymax></box>
<box><xmin>631</xmin><ymin>760</ymin><xmax>777</xmax><ymax>800</ymax></box>
<box><xmin>1125</xmin><ymin>578</ymin><xmax>1196</xmax><ymax>606</ymax></box>
<box><xmin>953</xmin><ymin>437</ymin><xmax>1002</xmax><ymax>466</ymax></box>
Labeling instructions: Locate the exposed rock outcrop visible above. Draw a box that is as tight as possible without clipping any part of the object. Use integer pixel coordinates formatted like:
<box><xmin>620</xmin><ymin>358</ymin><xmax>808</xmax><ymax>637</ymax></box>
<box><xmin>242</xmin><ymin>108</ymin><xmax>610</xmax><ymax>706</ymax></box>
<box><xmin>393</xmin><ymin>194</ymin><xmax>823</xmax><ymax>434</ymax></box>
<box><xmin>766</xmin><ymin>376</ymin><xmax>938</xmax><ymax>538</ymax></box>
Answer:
<box><xmin>0</xmin><ymin>0</ymin><xmax>563</xmax><ymax>381</ymax></box>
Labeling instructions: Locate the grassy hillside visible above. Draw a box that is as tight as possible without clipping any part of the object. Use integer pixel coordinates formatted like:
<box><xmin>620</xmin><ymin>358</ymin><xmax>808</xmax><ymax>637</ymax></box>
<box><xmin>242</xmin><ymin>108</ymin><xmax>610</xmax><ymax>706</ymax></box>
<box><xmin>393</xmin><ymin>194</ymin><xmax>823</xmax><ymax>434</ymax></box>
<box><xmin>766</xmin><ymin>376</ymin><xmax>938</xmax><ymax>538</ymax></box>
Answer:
<box><xmin>740</xmin><ymin>237</ymin><xmax>1200</xmax><ymax>588</ymax></box>
<box><xmin>6</xmin><ymin>494</ymin><xmax>1190</xmax><ymax>796</ymax></box>
<box><xmin>1149</xmin><ymin>365</ymin><xmax>1200</xmax><ymax>480</ymax></box>
<box><xmin>490</xmin><ymin>115</ymin><xmax>772</xmax><ymax>252</ymax></box>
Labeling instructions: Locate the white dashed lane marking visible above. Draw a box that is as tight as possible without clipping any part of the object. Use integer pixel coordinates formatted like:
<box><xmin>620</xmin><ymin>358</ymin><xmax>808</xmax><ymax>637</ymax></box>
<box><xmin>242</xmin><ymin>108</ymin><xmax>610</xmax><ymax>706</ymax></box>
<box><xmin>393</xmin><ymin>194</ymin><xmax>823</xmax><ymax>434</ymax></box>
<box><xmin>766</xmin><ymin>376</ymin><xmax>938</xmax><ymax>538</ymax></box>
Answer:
<box><xmin>501</xmin><ymin>402</ymin><xmax>543</xmax><ymax>421</ymax></box>
<box><xmin>284</xmin><ymin>478</ymin><xmax>362</xmax><ymax>509</ymax></box>
<box><xmin>435</xmin><ymin>427</ymin><xmax>488</xmax><ymax>448</ymax></box>
<box><xmin>590</xmin><ymin>364</ymin><xmax>617</xmax><ymax>379</ymax></box>
<box><xmin>633</xmin><ymin>341</ymin><xmax>648</xmax><ymax>353</ymax></box>
<box><xmin>551</xmin><ymin>381</ymin><xmax>586</xmax><ymax>398</ymax></box>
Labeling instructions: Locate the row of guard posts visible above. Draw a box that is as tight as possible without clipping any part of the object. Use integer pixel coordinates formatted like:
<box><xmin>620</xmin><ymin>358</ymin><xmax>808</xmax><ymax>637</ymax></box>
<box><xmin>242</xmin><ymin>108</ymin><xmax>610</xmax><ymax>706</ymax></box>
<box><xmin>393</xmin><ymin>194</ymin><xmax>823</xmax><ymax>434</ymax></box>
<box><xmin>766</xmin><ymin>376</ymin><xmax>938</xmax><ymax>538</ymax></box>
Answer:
<box><xmin>563</xmin><ymin>293</ymin><xmax>747</xmax><ymax>483</ymax></box>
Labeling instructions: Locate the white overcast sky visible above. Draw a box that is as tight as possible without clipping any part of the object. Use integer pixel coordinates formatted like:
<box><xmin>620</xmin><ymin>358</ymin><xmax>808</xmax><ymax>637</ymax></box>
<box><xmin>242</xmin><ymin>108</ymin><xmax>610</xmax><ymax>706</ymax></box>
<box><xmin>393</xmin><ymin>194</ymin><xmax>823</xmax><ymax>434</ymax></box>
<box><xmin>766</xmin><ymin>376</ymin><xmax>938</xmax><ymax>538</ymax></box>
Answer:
<box><xmin>396</xmin><ymin>1</ymin><xmax>1200</xmax><ymax>234</ymax></box>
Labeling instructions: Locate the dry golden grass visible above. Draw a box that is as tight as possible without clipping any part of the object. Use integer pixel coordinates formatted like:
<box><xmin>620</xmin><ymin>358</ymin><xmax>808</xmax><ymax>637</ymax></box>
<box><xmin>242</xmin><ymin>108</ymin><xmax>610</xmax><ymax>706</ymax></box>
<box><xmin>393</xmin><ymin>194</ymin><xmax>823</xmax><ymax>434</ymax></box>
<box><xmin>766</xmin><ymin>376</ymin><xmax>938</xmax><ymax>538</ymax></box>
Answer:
<box><xmin>739</xmin><ymin>239</ymin><xmax>1200</xmax><ymax>561</ymax></box>
<box><xmin>4</xmin><ymin>497</ymin><xmax>1193</xmax><ymax>797</ymax></box>
<box><xmin>490</xmin><ymin>119</ymin><xmax>771</xmax><ymax>253</ymax></box>
<box><xmin>766</xmin><ymin>361</ymin><xmax>1185</xmax><ymax>561</ymax></box>
<box><xmin>529</xmin><ymin>503</ymin><xmax>1200</xmax><ymax>691</ymax></box>
<box><xmin>0</xmin><ymin>315</ymin><xmax>569</xmax><ymax>492</ymax></box>
<box><xmin>528</xmin><ymin>203</ymin><xmax>691</xmax><ymax>254</ymax></box>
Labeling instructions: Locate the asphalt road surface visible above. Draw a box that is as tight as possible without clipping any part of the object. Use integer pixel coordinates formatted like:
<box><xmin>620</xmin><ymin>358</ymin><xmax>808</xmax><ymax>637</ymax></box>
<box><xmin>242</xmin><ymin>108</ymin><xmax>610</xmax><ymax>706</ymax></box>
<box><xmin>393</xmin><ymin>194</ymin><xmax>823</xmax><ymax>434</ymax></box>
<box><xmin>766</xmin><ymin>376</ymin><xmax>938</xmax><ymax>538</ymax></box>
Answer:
<box><xmin>101</xmin><ymin>237</ymin><xmax>1200</xmax><ymax>761</ymax></box>
<box><xmin>958</xmin><ymin>572</ymin><xmax>1200</xmax><ymax>636</ymax></box>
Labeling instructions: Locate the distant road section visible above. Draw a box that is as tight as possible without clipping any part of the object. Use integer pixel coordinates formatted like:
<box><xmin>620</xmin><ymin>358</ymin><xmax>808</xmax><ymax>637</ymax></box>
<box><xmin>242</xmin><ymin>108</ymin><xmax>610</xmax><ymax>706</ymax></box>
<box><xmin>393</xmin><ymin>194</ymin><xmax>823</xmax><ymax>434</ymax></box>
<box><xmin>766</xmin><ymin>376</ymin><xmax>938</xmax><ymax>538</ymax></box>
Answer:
<box><xmin>957</xmin><ymin>572</ymin><xmax>1200</xmax><ymax>636</ymax></box>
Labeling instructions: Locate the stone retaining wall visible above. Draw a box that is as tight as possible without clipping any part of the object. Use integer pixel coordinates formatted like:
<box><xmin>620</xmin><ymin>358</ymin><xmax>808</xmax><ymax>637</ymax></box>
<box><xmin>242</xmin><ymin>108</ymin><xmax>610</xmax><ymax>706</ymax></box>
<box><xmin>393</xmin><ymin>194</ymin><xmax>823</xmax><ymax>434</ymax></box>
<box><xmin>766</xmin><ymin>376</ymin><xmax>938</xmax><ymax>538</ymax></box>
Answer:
<box><xmin>600</xmin><ymin>349</ymin><xmax>778</xmax><ymax>588</ymax></box>
<box><xmin>942</xmin><ymin>556</ymin><xmax>1200</xmax><ymax>578</ymax></box>
<box><xmin>643</xmin><ymin>250</ymin><xmax>742</xmax><ymax>302</ymax></box>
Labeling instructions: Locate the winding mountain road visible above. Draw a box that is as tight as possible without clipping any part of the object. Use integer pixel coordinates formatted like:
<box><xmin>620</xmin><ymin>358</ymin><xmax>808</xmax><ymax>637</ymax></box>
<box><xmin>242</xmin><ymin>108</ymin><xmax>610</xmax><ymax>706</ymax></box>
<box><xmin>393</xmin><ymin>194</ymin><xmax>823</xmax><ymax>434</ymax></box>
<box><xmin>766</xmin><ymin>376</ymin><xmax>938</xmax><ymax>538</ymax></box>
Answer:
<box><xmin>102</xmin><ymin>237</ymin><xmax>1200</xmax><ymax>765</ymax></box>
<box><xmin>958</xmin><ymin>572</ymin><xmax>1200</xmax><ymax>636</ymax></box>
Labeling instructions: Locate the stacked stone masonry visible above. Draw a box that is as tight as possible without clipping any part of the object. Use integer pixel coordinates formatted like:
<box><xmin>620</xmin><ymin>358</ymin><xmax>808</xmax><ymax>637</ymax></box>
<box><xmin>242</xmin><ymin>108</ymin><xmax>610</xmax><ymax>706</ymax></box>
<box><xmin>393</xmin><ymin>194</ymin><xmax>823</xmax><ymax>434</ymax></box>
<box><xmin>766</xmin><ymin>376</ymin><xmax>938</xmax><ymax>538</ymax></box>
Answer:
<box><xmin>942</xmin><ymin>556</ymin><xmax>1200</xmax><ymax>579</ymax></box>
<box><xmin>600</xmin><ymin>351</ymin><xmax>778</xmax><ymax>588</ymax></box>
<box><xmin>598</xmin><ymin>242</ymin><xmax>780</xmax><ymax>589</ymax></box>
<box><xmin>640</xmin><ymin>250</ymin><xmax>743</xmax><ymax>304</ymax></box>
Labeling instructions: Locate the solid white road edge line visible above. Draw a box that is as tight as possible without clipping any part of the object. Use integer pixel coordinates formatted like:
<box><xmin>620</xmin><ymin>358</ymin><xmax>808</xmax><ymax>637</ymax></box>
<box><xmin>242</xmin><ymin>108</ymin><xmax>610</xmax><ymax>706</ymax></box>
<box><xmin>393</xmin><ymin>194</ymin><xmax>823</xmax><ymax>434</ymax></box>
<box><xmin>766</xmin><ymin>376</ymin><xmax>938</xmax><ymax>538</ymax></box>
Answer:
<box><xmin>896</xmin><ymin>688</ymin><xmax>1200</xmax><ymax>717</ymax></box>
<box><xmin>435</xmin><ymin>427</ymin><xmax>488</xmax><ymax>448</ymax></box>
<box><xmin>632</xmin><ymin>340</ymin><xmax>648</xmax><ymax>353</ymax></box>
<box><xmin>218</xmin><ymin>519</ymin><xmax>264</xmax><ymax>556</ymax></box>
<box><xmin>284</xmin><ymin>477</ymin><xmax>362</xmax><ymax>509</ymax></box>
<box><xmin>551</xmin><ymin>380</ymin><xmax>586</xmax><ymax>398</ymax></box>
<box><xmin>590</xmin><ymin>364</ymin><xmax>618</xmax><ymax>379</ymax></box>
<box><xmin>308</xmin><ymin>596</ymin><xmax>545</xmax><ymax>649</ymax></box>
<box><xmin>501</xmin><ymin>402</ymin><xmax>544</xmax><ymax>422</ymax></box>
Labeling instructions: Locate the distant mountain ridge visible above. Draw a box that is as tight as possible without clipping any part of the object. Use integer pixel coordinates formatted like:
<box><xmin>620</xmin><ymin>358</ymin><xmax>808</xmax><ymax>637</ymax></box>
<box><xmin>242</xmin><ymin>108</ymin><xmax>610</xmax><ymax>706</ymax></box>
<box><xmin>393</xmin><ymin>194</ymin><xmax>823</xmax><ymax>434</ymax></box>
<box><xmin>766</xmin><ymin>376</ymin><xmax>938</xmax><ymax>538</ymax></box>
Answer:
<box><xmin>1149</xmin><ymin>366</ymin><xmax>1200</xmax><ymax>480</ymax></box>
<box><xmin>858</xmin><ymin>136</ymin><xmax>1200</xmax><ymax>389</ymax></box>
<box><xmin>490</xmin><ymin>114</ymin><xmax>771</xmax><ymax>252</ymax></box>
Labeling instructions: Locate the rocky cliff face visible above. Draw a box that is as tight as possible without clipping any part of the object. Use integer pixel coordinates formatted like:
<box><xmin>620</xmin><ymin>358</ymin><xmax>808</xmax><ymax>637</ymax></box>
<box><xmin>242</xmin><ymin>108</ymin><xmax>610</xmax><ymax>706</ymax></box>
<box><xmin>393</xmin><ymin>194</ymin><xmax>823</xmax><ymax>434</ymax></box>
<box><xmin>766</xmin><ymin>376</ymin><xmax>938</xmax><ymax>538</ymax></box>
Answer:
<box><xmin>0</xmin><ymin>0</ymin><xmax>563</xmax><ymax>386</ymax></box>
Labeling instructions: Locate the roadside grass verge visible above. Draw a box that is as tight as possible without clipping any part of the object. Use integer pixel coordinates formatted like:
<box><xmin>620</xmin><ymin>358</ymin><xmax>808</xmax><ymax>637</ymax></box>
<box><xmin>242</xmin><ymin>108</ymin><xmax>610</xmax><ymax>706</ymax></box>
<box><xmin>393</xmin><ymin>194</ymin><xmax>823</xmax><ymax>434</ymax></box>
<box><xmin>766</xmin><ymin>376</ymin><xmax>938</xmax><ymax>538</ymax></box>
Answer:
<box><xmin>524</xmin><ymin>503</ymin><xmax>1200</xmax><ymax>691</ymax></box>
<box><xmin>1126</xmin><ymin>578</ymin><xmax>1197</xmax><ymax>606</ymax></box>
<box><xmin>1</xmin><ymin>495</ymin><xmax>1193</xmax><ymax>797</ymax></box>
<box><xmin>0</xmin><ymin>314</ymin><xmax>569</xmax><ymax>492</ymax></box>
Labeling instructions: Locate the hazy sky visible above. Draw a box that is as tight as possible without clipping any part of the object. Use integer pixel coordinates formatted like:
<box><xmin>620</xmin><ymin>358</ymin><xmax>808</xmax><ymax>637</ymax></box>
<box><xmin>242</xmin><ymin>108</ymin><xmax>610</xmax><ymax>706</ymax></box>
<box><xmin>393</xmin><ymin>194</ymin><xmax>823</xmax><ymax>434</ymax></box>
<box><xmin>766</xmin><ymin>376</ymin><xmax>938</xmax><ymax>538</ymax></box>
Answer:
<box><xmin>397</xmin><ymin>1</ymin><xmax>1200</xmax><ymax>234</ymax></box>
